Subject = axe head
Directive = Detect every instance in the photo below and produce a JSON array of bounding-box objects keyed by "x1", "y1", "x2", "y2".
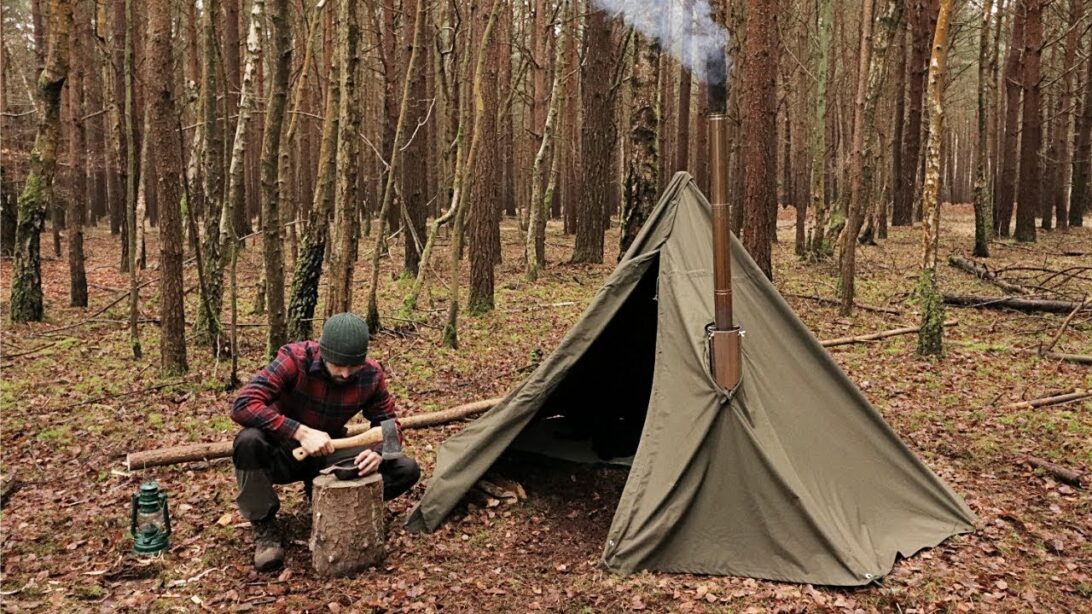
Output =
[{"x1": 380, "y1": 419, "x2": 404, "y2": 460}]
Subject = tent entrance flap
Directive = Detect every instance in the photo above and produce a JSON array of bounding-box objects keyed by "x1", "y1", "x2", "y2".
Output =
[{"x1": 508, "y1": 260, "x2": 660, "y2": 467}]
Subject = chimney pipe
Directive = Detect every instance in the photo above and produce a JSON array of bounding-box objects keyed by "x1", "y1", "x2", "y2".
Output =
[{"x1": 705, "y1": 52, "x2": 742, "y2": 391}]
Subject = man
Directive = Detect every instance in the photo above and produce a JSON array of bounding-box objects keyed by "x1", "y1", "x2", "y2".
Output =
[{"x1": 230, "y1": 312, "x2": 421, "y2": 571}]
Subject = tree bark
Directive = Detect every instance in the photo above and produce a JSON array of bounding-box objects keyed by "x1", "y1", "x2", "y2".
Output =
[
  {"x1": 66, "y1": 0, "x2": 88, "y2": 308},
  {"x1": 259, "y1": 0, "x2": 291, "y2": 357},
  {"x1": 468, "y1": 0, "x2": 501, "y2": 315},
  {"x1": 287, "y1": 11, "x2": 341, "y2": 341},
  {"x1": 147, "y1": 0, "x2": 188, "y2": 374},
  {"x1": 1013, "y1": 0, "x2": 1041, "y2": 243},
  {"x1": 972, "y1": 0, "x2": 994, "y2": 256},
  {"x1": 741, "y1": 0, "x2": 777, "y2": 279},
  {"x1": 571, "y1": 9, "x2": 619, "y2": 264},
  {"x1": 620, "y1": 32, "x2": 660, "y2": 259},
  {"x1": 808, "y1": 0, "x2": 833, "y2": 256},
  {"x1": 995, "y1": 1, "x2": 1025, "y2": 236},
  {"x1": 10, "y1": 0, "x2": 72, "y2": 323},
  {"x1": 310, "y1": 474, "x2": 386, "y2": 576},
  {"x1": 365, "y1": 0, "x2": 428, "y2": 330},
  {"x1": 325, "y1": 0, "x2": 362, "y2": 317},
  {"x1": 195, "y1": 0, "x2": 226, "y2": 350},
  {"x1": 1069, "y1": 15, "x2": 1091, "y2": 228},
  {"x1": 895, "y1": 0, "x2": 937, "y2": 227},
  {"x1": 916, "y1": 0, "x2": 953, "y2": 357}
]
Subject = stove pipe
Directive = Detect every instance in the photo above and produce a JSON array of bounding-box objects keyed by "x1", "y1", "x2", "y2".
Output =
[{"x1": 705, "y1": 52, "x2": 742, "y2": 391}]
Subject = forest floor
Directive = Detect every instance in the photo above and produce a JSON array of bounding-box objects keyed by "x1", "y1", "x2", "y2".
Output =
[{"x1": 0, "y1": 203, "x2": 1089, "y2": 613}]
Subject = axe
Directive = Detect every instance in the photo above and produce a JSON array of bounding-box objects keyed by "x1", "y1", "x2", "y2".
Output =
[{"x1": 291, "y1": 419, "x2": 403, "y2": 462}]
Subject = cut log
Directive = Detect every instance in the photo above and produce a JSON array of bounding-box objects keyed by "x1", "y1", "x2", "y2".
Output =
[
  {"x1": 943, "y1": 294, "x2": 1090, "y2": 314},
  {"x1": 310, "y1": 473, "x2": 385, "y2": 576},
  {"x1": 126, "y1": 397, "x2": 503, "y2": 470},
  {"x1": 1024, "y1": 456, "x2": 1085, "y2": 488},
  {"x1": 1000, "y1": 389, "x2": 1090, "y2": 411},
  {"x1": 948, "y1": 255, "x2": 1032, "y2": 294},
  {"x1": 821, "y1": 320, "x2": 959, "y2": 348}
]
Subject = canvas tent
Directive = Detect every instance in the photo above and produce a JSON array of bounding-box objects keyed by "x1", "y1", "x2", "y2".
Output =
[{"x1": 406, "y1": 173, "x2": 975, "y2": 586}]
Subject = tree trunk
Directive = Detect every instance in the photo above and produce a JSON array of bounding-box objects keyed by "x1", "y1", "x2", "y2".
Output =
[
  {"x1": 808, "y1": 0, "x2": 832, "y2": 256},
  {"x1": 147, "y1": 0, "x2": 188, "y2": 374},
  {"x1": 841, "y1": 0, "x2": 903, "y2": 315},
  {"x1": 260, "y1": 0, "x2": 291, "y2": 357},
  {"x1": 66, "y1": 0, "x2": 88, "y2": 308},
  {"x1": 195, "y1": 0, "x2": 226, "y2": 350},
  {"x1": 571, "y1": 9, "x2": 618, "y2": 264},
  {"x1": 309, "y1": 473, "x2": 386, "y2": 576},
  {"x1": 895, "y1": 0, "x2": 937, "y2": 227},
  {"x1": 468, "y1": 0, "x2": 501, "y2": 315},
  {"x1": 10, "y1": 0, "x2": 72, "y2": 323},
  {"x1": 123, "y1": 0, "x2": 141, "y2": 358},
  {"x1": 888, "y1": 26, "x2": 907, "y2": 235},
  {"x1": 402, "y1": 0, "x2": 430, "y2": 276},
  {"x1": 1067, "y1": 10, "x2": 1091, "y2": 228},
  {"x1": 325, "y1": 0, "x2": 362, "y2": 317},
  {"x1": 917, "y1": 0, "x2": 953, "y2": 357},
  {"x1": 1013, "y1": 0, "x2": 1041, "y2": 243},
  {"x1": 995, "y1": 1, "x2": 1025, "y2": 236},
  {"x1": 365, "y1": 0, "x2": 428, "y2": 330},
  {"x1": 287, "y1": 8, "x2": 341, "y2": 341},
  {"x1": 620, "y1": 33, "x2": 659, "y2": 259},
  {"x1": 972, "y1": 0, "x2": 994, "y2": 256},
  {"x1": 741, "y1": 0, "x2": 777, "y2": 279},
  {"x1": 526, "y1": 0, "x2": 568, "y2": 281},
  {"x1": 1054, "y1": 0, "x2": 1079, "y2": 231}
]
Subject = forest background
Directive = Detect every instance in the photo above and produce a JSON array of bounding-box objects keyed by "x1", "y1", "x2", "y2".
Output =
[{"x1": 0, "y1": 0, "x2": 1090, "y2": 611}]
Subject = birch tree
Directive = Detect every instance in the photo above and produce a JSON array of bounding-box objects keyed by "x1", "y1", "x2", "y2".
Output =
[
  {"x1": 10, "y1": 0, "x2": 72, "y2": 323},
  {"x1": 917, "y1": 0, "x2": 953, "y2": 357}
]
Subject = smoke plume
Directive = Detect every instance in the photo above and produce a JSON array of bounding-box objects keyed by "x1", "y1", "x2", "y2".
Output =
[{"x1": 590, "y1": 0, "x2": 729, "y2": 86}]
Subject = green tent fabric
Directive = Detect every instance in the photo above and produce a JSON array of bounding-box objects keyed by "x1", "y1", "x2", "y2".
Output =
[{"x1": 406, "y1": 173, "x2": 975, "y2": 586}]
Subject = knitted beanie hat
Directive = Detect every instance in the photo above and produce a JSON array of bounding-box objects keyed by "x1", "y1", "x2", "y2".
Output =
[{"x1": 319, "y1": 313, "x2": 370, "y2": 365}]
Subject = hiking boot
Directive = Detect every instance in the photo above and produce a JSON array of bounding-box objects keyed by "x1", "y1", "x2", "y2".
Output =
[{"x1": 252, "y1": 516, "x2": 285, "y2": 572}]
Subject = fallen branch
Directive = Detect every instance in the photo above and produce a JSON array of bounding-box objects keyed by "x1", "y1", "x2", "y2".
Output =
[
  {"x1": 821, "y1": 320, "x2": 959, "y2": 348},
  {"x1": 785, "y1": 293, "x2": 902, "y2": 315},
  {"x1": 948, "y1": 255, "x2": 1032, "y2": 294},
  {"x1": 1000, "y1": 389, "x2": 1090, "y2": 411},
  {"x1": 1024, "y1": 456, "x2": 1085, "y2": 488},
  {"x1": 126, "y1": 397, "x2": 503, "y2": 470},
  {"x1": 1041, "y1": 295, "x2": 1089, "y2": 355},
  {"x1": 1041, "y1": 351, "x2": 1092, "y2": 365},
  {"x1": 942, "y1": 294, "x2": 1090, "y2": 315}
]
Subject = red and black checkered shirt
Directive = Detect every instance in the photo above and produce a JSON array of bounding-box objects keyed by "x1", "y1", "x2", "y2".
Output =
[{"x1": 230, "y1": 341, "x2": 397, "y2": 441}]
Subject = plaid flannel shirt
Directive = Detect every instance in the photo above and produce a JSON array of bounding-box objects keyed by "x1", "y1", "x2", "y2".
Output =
[{"x1": 230, "y1": 341, "x2": 398, "y2": 441}]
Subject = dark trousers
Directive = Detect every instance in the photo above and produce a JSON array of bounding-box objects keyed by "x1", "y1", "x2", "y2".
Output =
[{"x1": 232, "y1": 427, "x2": 421, "y2": 522}]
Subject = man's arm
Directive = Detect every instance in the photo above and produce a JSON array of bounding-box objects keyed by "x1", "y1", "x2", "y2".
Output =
[
  {"x1": 360, "y1": 362, "x2": 402, "y2": 441},
  {"x1": 231, "y1": 345, "x2": 335, "y2": 456},
  {"x1": 230, "y1": 346, "x2": 303, "y2": 439}
]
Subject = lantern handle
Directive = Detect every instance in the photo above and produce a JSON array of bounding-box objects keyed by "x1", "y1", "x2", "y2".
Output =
[
  {"x1": 161, "y1": 493, "x2": 172, "y2": 539},
  {"x1": 130, "y1": 494, "x2": 139, "y2": 537}
]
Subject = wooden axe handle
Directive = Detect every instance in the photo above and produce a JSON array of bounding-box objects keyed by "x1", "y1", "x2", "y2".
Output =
[{"x1": 291, "y1": 426, "x2": 385, "y2": 461}]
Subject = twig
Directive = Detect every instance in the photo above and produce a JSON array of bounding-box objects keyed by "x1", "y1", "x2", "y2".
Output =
[
  {"x1": 821, "y1": 320, "x2": 959, "y2": 348},
  {"x1": 1041, "y1": 295, "x2": 1089, "y2": 355},
  {"x1": 1, "y1": 340, "x2": 61, "y2": 360},
  {"x1": 999, "y1": 389, "x2": 1090, "y2": 411}
]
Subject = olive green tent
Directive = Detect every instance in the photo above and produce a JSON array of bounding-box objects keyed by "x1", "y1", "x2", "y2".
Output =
[{"x1": 406, "y1": 173, "x2": 975, "y2": 586}]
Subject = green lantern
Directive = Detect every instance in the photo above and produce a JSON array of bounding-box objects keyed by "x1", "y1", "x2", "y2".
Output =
[{"x1": 130, "y1": 481, "x2": 171, "y2": 555}]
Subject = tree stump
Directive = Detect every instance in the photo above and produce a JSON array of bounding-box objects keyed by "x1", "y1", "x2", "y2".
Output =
[{"x1": 309, "y1": 473, "x2": 386, "y2": 576}]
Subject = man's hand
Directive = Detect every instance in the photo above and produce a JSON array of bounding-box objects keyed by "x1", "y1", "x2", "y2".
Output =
[
  {"x1": 294, "y1": 424, "x2": 334, "y2": 457},
  {"x1": 354, "y1": 449, "x2": 382, "y2": 477}
]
